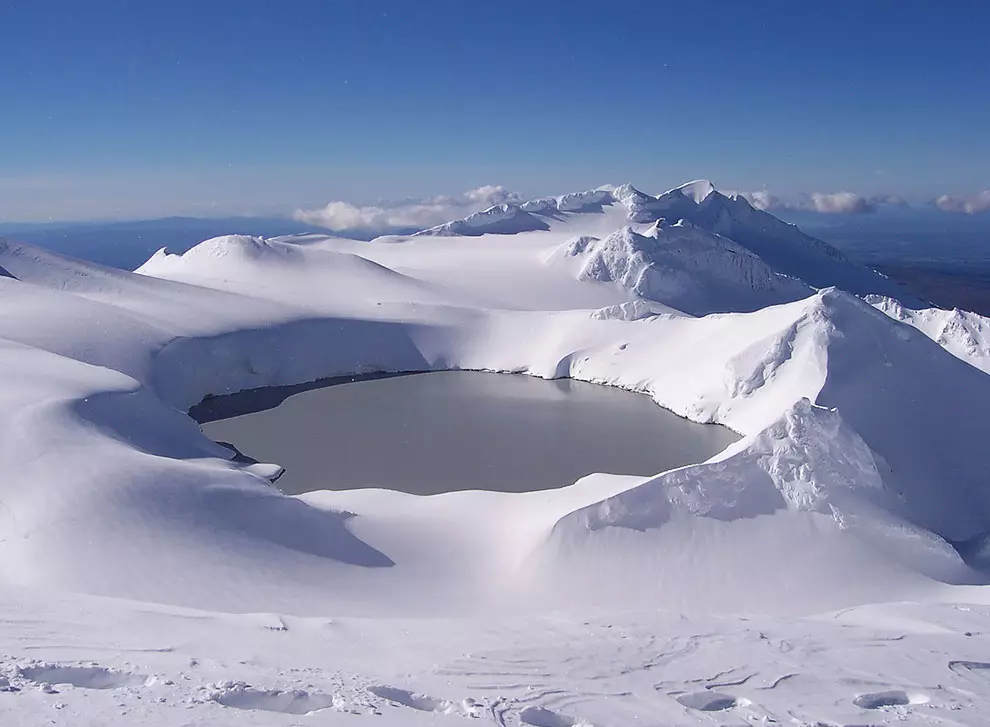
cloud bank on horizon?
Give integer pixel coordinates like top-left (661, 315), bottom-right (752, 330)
top-left (934, 191), bottom-right (990, 215)
top-left (736, 190), bottom-right (910, 215)
top-left (740, 189), bottom-right (990, 216)
top-left (293, 186), bottom-right (523, 233)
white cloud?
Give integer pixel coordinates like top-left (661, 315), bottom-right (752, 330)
top-left (933, 191), bottom-right (990, 214)
top-left (735, 190), bottom-right (908, 215)
top-left (807, 191), bottom-right (874, 214)
top-left (293, 186), bottom-right (522, 233)
top-left (737, 190), bottom-right (784, 211)
top-left (868, 193), bottom-right (909, 208)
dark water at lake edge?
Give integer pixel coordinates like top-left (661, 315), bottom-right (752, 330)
top-left (198, 371), bottom-right (740, 496)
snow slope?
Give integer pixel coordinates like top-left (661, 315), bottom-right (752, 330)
top-left (1, 179), bottom-right (990, 724)
top-left (869, 293), bottom-right (990, 374)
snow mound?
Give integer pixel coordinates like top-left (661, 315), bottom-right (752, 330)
top-left (413, 203), bottom-right (550, 236)
top-left (138, 235), bottom-right (303, 273)
top-left (174, 234), bottom-right (295, 262)
top-left (136, 234), bottom-right (457, 308)
top-left (561, 222), bottom-right (811, 315)
top-left (139, 235), bottom-right (387, 278)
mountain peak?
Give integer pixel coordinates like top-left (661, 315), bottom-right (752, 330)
top-left (668, 179), bottom-right (718, 204)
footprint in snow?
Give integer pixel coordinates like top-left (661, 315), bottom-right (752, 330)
top-left (367, 685), bottom-right (454, 713)
top-left (17, 664), bottom-right (148, 690)
top-left (675, 690), bottom-right (738, 712)
top-left (852, 689), bottom-right (927, 709)
top-left (519, 704), bottom-right (591, 727)
top-left (949, 660), bottom-right (990, 678)
top-left (210, 682), bottom-right (338, 715)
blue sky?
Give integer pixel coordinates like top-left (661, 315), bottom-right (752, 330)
top-left (1, 0), bottom-right (989, 221)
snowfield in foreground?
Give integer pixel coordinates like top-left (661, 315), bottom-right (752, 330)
top-left (2, 181), bottom-right (990, 724)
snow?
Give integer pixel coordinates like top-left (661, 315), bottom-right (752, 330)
top-left (2, 179), bottom-right (990, 724)
top-left (563, 221), bottom-right (812, 314)
top-left (671, 178), bottom-right (718, 203)
top-left (412, 203), bottom-right (550, 236)
top-left (869, 293), bottom-right (990, 373)
top-left (555, 189), bottom-right (614, 213)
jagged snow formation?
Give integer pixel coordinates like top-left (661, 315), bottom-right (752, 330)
top-left (2, 180), bottom-right (990, 724)
top-left (520, 188), bottom-right (615, 214)
top-left (561, 220), bottom-right (812, 314)
top-left (623, 180), bottom-right (913, 298)
top-left (869, 294), bottom-right (990, 374)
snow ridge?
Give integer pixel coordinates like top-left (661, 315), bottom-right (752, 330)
top-left (570, 398), bottom-right (889, 529)
top-left (413, 203), bottom-right (550, 236)
top-left (563, 221), bottom-right (811, 315)
top-left (608, 183), bottom-right (911, 299)
top-left (869, 294), bottom-right (990, 374)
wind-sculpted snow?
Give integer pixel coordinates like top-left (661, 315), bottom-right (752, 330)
top-left (554, 383), bottom-right (972, 589)
top-left (589, 300), bottom-right (657, 321)
top-left (569, 398), bottom-right (884, 531)
top-left (563, 222), bottom-right (811, 315)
